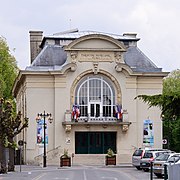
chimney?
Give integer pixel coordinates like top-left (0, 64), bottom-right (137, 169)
top-left (123, 33), bottom-right (139, 47)
top-left (123, 33), bottom-right (137, 38)
top-left (29, 31), bottom-right (43, 64)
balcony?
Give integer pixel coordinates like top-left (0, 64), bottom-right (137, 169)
top-left (62, 110), bottom-right (131, 132)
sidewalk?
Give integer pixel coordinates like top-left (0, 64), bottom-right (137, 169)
top-left (14, 163), bottom-right (133, 172)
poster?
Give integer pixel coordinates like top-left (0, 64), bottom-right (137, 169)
top-left (37, 119), bottom-right (48, 145)
top-left (143, 119), bottom-right (154, 146)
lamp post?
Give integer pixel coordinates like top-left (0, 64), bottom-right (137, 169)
top-left (36, 111), bottom-right (53, 167)
top-left (161, 114), bottom-right (170, 149)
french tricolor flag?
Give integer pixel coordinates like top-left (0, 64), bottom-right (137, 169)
top-left (115, 104), bottom-right (123, 120)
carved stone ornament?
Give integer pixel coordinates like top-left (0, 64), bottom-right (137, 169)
top-left (70, 52), bottom-right (78, 63)
top-left (114, 52), bottom-right (124, 64)
top-left (122, 124), bottom-right (129, 132)
top-left (115, 64), bottom-right (122, 72)
top-left (65, 125), bottom-right (71, 133)
top-left (70, 63), bottom-right (77, 71)
top-left (93, 62), bottom-right (99, 74)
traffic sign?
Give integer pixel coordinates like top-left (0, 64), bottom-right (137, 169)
top-left (162, 139), bottom-right (167, 145)
top-left (18, 140), bottom-right (24, 146)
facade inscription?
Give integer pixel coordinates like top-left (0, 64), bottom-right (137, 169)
top-left (79, 52), bottom-right (113, 62)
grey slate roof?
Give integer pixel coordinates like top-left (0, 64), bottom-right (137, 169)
top-left (124, 46), bottom-right (162, 72)
top-left (31, 45), bottom-right (67, 67)
top-left (48, 30), bottom-right (139, 40)
top-left (29, 30), bottom-right (162, 73)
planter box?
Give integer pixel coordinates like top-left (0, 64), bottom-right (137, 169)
top-left (60, 157), bottom-right (71, 167)
top-left (105, 155), bottom-right (116, 165)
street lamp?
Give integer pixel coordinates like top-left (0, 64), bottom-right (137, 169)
top-left (36, 111), bottom-right (53, 167)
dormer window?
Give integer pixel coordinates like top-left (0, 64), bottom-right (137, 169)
top-left (55, 39), bottom-right (60, 45)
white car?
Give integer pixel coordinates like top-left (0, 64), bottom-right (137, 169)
top-left (132, 148), bottom-right (161, 170)
top-left (165, 153), bottom-right (180, 165)
top-left (132, 148), bottom-right (146, 170)
top-left (153, 152), bottom-right (176, 178)
top-left (140, 149), bottom-right (172, 172)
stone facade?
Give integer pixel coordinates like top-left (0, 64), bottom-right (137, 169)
top-left (13, 30), bottom-right (168, 165)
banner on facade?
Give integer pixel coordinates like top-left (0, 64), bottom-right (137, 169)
top-left (143, 119), bottom-right (154, 146)
top-left (37, 119), bottom-right (48, 145)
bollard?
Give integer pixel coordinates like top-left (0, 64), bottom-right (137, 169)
top-left (72, 153), bottom-right (74, 166)
top-left (150, 161), bottom-right (153, 180)
top-left (164, 164), bottom-right (168, 180)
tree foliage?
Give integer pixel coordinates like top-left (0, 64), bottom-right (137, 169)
top-left (135, 69), bottom-right (180, 119)
top-left (0, 98), bottom-right (28, 147)
top-left (0, 36), bottom-right (19, 99)
top-left (135, 69), bottom-right (180, 152)
top-left (0, 98), bottom-right (28, 173)
top-left (0, 37), bottom-right (28, 173)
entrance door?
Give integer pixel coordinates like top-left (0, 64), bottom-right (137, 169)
top-left (90, 102), bottom-right (101, 118)
top-left (89, 132), bottom-right (102, 154)
top-left (75, 132), bottom-right (116, 154)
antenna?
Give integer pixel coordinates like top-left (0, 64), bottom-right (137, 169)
top-left (69, 19), bottom-right (72, 30)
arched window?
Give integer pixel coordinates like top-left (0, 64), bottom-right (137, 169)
top-left (75, 76), bottom-right (116, 119)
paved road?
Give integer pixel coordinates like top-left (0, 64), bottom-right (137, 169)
top-left (0, 165), bottom-right (163, 180)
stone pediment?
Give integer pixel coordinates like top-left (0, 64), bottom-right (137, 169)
top-left (64, 34), bottom-right (126, 52)
top-left (64, 34), bottom-right (126, 64)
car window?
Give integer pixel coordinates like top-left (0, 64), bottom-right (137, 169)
top-left (143, 152), bottom-right (153, 158)
top-left (155, 153), bottom-right (170, 161)
top-left (168, 156), bottom-right (180, 163)
top-left (133, 149), bottom-right (143, 156)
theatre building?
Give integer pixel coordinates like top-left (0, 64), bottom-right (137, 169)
top-left (13, 29), bottom-right (168, 165)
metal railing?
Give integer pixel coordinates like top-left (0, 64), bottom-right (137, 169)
top-left (75, 113), bottom-right (121, 122)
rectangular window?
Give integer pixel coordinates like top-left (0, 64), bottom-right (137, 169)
top-left (80, 105), bottom-right (88, 117)
top-left (55, 39), bottom-right (60, 45)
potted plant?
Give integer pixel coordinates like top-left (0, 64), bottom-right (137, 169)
top-left (60, 149), bottom-right (71, 167)
top-left (105, 148), bottom-right (116, 165)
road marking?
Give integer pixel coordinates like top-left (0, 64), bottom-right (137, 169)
top-left (101, 177), bottom-right (118, 180)
top-left (83, 170), bottom-right (87, 180)
top-left (101, 168), bottom-right (136, 180)
top-left (32, 173), bottom-right (47, 180)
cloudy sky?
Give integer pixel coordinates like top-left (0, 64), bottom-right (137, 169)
top-left (0, 0), bottom-right (179, 71)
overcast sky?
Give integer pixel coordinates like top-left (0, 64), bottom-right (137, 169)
top-left (0, 0), bottom-right (179, 72)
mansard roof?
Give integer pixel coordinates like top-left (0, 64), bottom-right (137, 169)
top-left (124, 46), bottom-right (162, 72)
top-left (40, 29), bottom-right (140, 48)
top-left (31, 45), bottom-right (67, 67)
top-left (28, 30), bottom-right (162, 73)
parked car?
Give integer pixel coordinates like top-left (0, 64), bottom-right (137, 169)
top-left (140, 149), bottom-right (171, 172)
top-left (153, 152), bottom-right (176, 178)
top-left (132, 148), bottom-right (164, 170)
top-left (165, 154), bottom-right (180, 165)
top-left (132, 148), bottom-right (146, 170)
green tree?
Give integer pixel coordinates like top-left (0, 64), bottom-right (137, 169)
top-left (135, 69), bottom-right (180, 152)
top-left (0, 36), bottom-right (19, 99)
top-left (0, 37), bottom-right (28, 173)
top-left (0, 99), bottom-right (28, 173)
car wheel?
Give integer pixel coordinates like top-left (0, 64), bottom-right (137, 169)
top-left (154, 173), bottom-right (163, 178)
top-left (136, 166), bottom-right (142, 170)
top-left (143, 168), bottom-right (149, 172)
